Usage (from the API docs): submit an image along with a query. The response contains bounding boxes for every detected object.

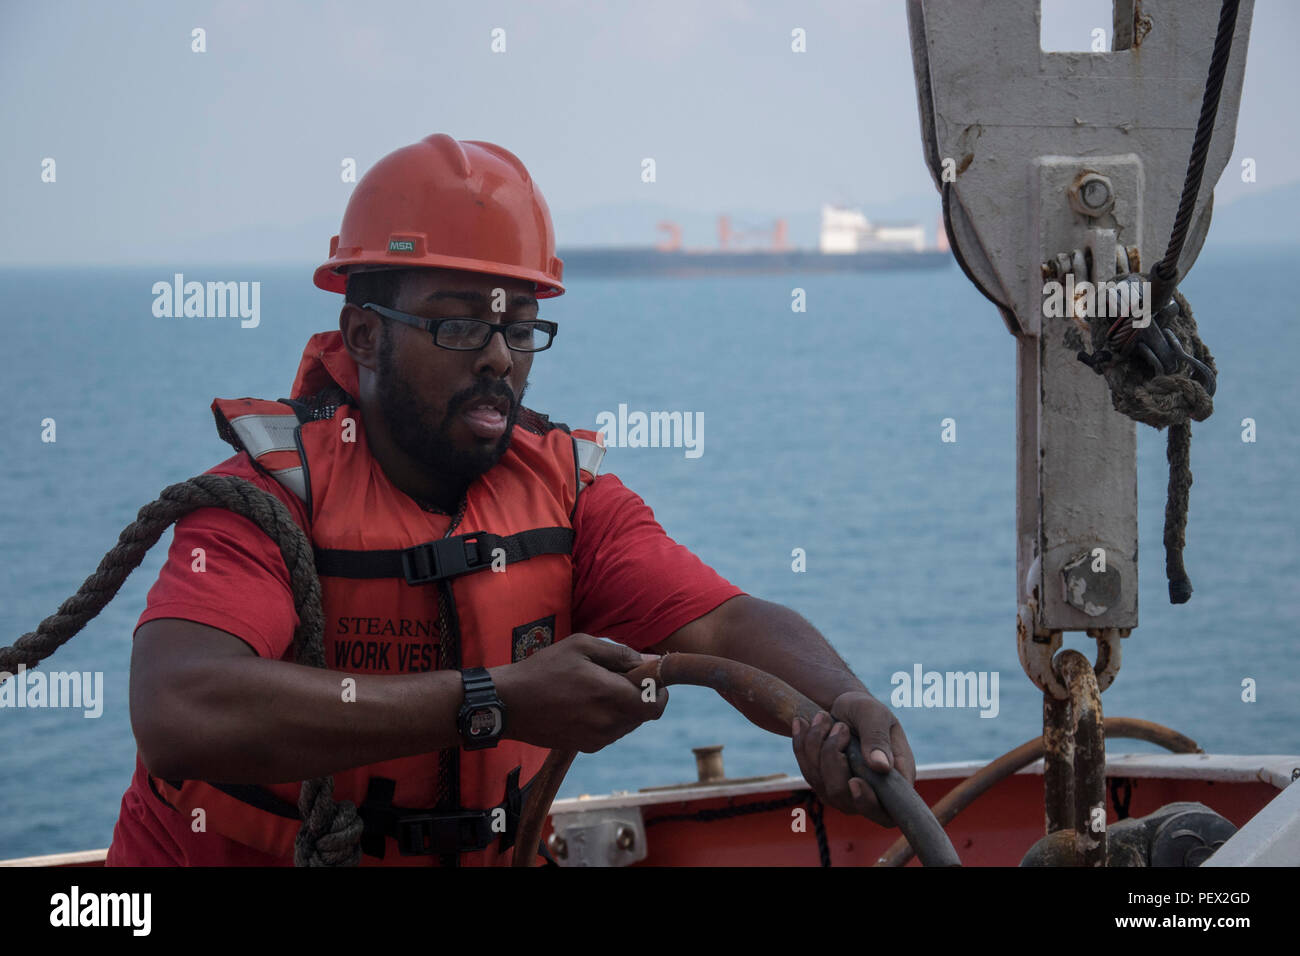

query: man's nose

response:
[473,325,514,378]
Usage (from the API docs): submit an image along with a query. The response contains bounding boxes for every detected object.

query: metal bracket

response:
[908,0,1252,339]
[546,807,648,867]
[909,0,1254,665]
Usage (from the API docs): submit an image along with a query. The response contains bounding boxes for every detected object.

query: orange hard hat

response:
[313,133,565,297]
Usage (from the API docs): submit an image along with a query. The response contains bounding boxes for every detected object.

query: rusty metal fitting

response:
[1018,604,1068,699]
[1087,627,1126,693]
[1051,650,1108,867]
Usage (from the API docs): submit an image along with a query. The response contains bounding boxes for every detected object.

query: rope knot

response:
[295,778,364,867]
[1088,289,1218,429]
[1109,370,1214,429]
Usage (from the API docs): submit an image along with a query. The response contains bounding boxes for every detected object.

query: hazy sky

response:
[2,0,1296,263]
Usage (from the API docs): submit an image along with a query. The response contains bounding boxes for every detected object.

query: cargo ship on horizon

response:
[559,204,952,278]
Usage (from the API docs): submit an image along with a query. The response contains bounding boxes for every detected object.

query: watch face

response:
[467,706,502,738]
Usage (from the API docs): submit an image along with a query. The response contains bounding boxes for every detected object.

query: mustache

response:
[447,380,518,415]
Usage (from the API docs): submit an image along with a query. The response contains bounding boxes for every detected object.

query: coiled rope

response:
[0,474,361,866]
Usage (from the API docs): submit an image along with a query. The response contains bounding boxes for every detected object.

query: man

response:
[105,133,915,866]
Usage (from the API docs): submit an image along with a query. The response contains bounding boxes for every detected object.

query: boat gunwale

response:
[3,752,1293,867]
[550,751,1299,814]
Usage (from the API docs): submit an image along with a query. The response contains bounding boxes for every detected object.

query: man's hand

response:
[493,634,668,753]
[791,691,916,828]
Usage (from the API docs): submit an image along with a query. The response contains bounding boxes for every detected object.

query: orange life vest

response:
[148,331,605,866]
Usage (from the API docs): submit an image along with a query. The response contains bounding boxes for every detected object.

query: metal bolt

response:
[615,825,636,851]
[1068,172,1115,218]
[1082,179,1110,209]
[1062,548,1122,617]
[548,834,568,860]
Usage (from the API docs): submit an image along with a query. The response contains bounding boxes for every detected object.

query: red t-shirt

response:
[105,450,743,866]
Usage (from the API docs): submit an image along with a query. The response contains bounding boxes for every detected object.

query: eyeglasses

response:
[362,302,558,353]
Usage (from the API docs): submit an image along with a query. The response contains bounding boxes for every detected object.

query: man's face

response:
[372,269,538,488]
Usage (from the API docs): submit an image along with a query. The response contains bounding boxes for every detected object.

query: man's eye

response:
[505,322,540,340]
[439,319,482,336]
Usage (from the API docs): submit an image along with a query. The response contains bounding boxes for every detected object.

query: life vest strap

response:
[314,527,575,585]
[148,768,538,861]
[358,767,532,858]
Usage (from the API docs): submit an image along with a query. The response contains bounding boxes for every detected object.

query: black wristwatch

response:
[457,667,506,750]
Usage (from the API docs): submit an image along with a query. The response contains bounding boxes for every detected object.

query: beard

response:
[375,324,526,489]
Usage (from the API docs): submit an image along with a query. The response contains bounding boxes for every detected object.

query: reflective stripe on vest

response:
[212,398,312,507]
[574,434,605,480]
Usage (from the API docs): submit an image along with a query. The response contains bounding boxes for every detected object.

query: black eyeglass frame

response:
[361,302,559,353]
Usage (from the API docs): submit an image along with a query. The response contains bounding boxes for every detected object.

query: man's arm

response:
[131,619,465,782]
[649,594,916,827]
[131,620,664,784]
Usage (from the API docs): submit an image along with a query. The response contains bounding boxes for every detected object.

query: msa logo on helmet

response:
[388,238,416,253]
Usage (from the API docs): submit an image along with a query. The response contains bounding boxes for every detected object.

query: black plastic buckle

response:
[397,810,492,856]
[400,537,472,585]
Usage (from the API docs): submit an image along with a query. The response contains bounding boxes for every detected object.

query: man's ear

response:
[340,303,383,373]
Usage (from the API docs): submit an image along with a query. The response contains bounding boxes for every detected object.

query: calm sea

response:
[1,243,1297,858]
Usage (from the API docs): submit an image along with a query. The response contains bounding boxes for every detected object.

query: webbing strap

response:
[313,527,574,585]
[149,771,536,859]
[358,769,532,858]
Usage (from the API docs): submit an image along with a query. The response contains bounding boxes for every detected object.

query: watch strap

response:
[461,667,496,703]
